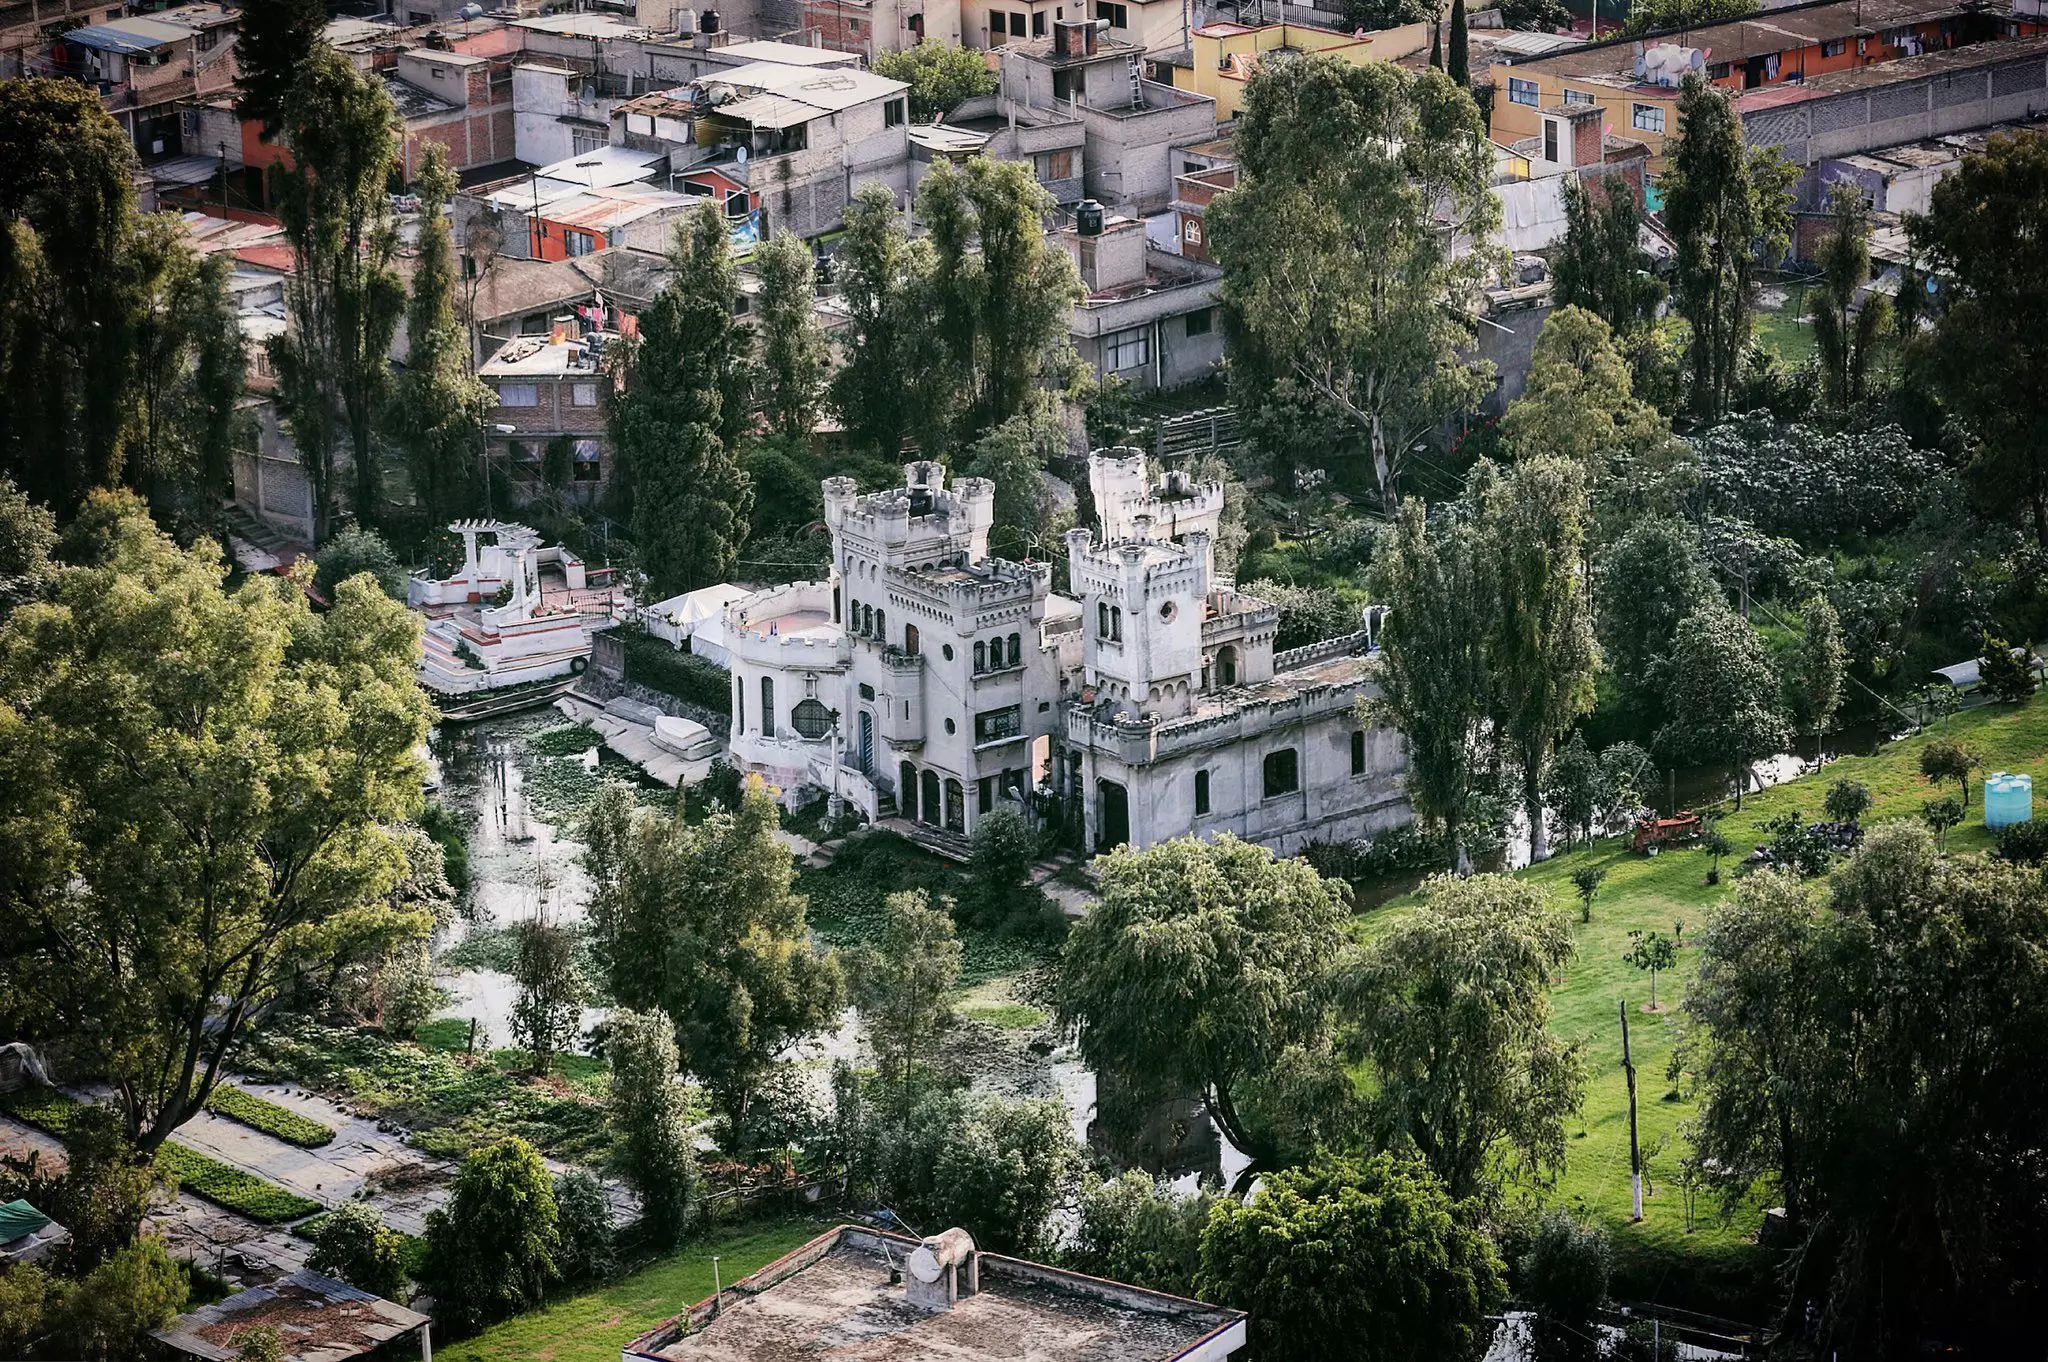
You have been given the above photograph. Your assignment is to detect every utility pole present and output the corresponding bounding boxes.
[1622,998,1643,1221]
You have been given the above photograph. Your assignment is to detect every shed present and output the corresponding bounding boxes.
[153,1270,432,1362]
[1931,646,2044,692]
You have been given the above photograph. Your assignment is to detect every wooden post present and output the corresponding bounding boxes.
[1622,998,1642,1220]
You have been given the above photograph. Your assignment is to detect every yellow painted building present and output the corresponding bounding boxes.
[1184,18,1431,120]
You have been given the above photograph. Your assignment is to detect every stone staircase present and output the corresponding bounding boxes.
[219,501,304,567]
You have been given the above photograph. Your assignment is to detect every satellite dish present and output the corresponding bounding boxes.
[907,1247,942,1284]
[735,145,748,164]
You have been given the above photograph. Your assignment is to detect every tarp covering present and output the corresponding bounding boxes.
[0,1200,52,1245]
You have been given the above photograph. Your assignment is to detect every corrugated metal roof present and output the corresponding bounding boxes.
[531,145,665,187]
[65,17,192,52]
[717,92,816,129]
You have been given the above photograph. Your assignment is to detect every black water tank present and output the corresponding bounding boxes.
[701,8,720,30]
[1076,198,1104,236]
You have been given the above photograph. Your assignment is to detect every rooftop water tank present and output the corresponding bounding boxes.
[1985,772,2033,830]
[1076,198,1104,236]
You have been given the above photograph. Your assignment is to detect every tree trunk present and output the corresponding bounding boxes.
[1525,767,1550,864]
[1734,760,1747,811]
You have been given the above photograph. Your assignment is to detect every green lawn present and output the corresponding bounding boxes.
[436,1221,825,1362]
[1365,696,2048,1308]
[1753,281,1817,364]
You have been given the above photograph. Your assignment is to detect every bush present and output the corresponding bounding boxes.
[420,1138,560,1335]
[551,1170,617,1285]
[204,1086,335,1148]
[1978,634,2040,704]
[314,527,407,602]
[1994,818,2048,865]
[960,807,1061,935]
[1241,578,1360,652]
[308,1201,409,1300]
[1519,1209,1611,1362]
[604,1009,700,1248]
[1064,1171,1220,1299]
[56,1237,189,1360]
[619,629,732,714]
[1297,825,1451,884]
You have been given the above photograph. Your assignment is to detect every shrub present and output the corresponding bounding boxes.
[1978,634,2040,704]
[1519,1208,1611,1362]
[1064,1171,1220,1299]
[604,1009,699,1248]
[1240,578,1360,652]
[552,1170,617,1284]
[420,1138,560,1335]
[308,1201,408,1300]
[55,1237,188,1360]
[313,527,407,602]
[205,1086,335,1148]
[960,807,1059,934]
[1994,818,2048,865]
[1823,778,1871,826]
[619,629,732,714]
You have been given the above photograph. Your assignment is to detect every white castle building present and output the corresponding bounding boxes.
[717,452,1410,855]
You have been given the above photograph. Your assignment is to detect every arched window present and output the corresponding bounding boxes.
[760,676,775,737]
[876,609,886,641]
[1098,602,1110,637]
[1007,633,1021,667]
[1110,607,1123,643]
[904,623,919,656]
[973,641,986,672]
[1217,645,1238,687]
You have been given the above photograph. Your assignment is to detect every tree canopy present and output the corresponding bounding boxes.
[871,40,997,121]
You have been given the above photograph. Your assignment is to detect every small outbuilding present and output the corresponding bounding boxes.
[153,1270,432,1362]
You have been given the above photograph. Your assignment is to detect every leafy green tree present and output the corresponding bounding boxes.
[1552,176,1667,340]
[1657,604,1788,810]
[1977,634,2039,703]
[613,206,755,598]
[0,474,56,619]
[0,80,144,511]
[1500,0,1571,30]
[313,526,407,601]
[1910,130,2048,544]
[964,403,1065,564]
[872,40,997,120]
[1241,579,1356,651]
[1059,834,1350,1163]
[0,493,434,1153]
[1346,873,1584,1200]
[308,1201,408,1300]
[1447,0,1470,85]
[1063,1171,1222,1299]
[918,157,1082,445]
[47,1106,165,1266]
[271,51,406,532]
[1479,457,1599,863]
[828,185,939,458]
[1365,494,1495,869]
[603,1007,700,1247]
[510,916,586,1076]
[1811,181,1890,409]
[1571,864,1606,922]
[1701,823,1731,881]
[1824,778,1871,826]
[421,1138,560,1334]
[1919,736,1978,807]
[847,889,963,1102]
[1199,1153,1506,1362]
[1659,77,1795,420]
[128,215,248,528]
[1543,731,1603,849]
[551,1170,617,1284]
[55,1236,188,1360]
[1624,929,1679,1008]
[1921,794,1963,851]
[0,1260,51,1357]
[1788,594,1846,763]
[1500,307,1665,473]
[390,144,491,526]
[754,229,828,441]
[1620,0,1757,36]
[600,781,842,1138]
[1520,1209,1611,1362]
[234,0,326,136]
[1211,57,1498,509]
[852,1083,1078,1255]
[960,804,1048,931]
[1594,516,1718,736]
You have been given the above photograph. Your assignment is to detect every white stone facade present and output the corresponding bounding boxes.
[718,454,1411,855]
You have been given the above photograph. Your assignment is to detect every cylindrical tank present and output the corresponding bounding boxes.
[1985,772,2033,829]
[701,8,719,31]
[677,7,697,31]
[1076,198,1104,236]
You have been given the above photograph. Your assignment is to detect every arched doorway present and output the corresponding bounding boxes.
[921,769,942,825]
[858,711,875,775]
[899,760,919,820]
[1096,779,1130,851]
[944,779,965,833]
[1216,646,1238,687]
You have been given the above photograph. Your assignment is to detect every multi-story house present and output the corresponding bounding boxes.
[1055,201,1222,390]
[478,329,616,504]
[909,93,1087,203]
[45,4,241,167]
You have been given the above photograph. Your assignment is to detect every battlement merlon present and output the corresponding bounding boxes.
[821,464,996,564]
[1087,447,1226,549]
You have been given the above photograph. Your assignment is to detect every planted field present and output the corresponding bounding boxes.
[1362,696,2048,1307]
[205,1084,335,1148]
[0,1087,322,1224]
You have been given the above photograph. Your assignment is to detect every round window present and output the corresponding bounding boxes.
[944,718,957,735]
[1159,600,1177,622]
[791,698,834,740]
[943,644,955,660]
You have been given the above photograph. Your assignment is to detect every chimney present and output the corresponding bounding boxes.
[904,1229,979,1311]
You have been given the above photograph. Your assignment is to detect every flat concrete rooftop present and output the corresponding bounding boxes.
[625,1227,1245,1362]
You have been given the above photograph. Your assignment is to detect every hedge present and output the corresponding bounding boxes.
[620,630,732,715]
[206,1084,336,1148]
[0,1087,322,1224]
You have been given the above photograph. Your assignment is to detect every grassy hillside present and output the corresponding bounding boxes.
[1363,696,2047,1310]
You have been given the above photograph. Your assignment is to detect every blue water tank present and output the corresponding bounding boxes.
[1984,772,2033,829]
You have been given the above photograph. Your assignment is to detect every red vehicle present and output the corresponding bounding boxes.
[1633,811,1702,854]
